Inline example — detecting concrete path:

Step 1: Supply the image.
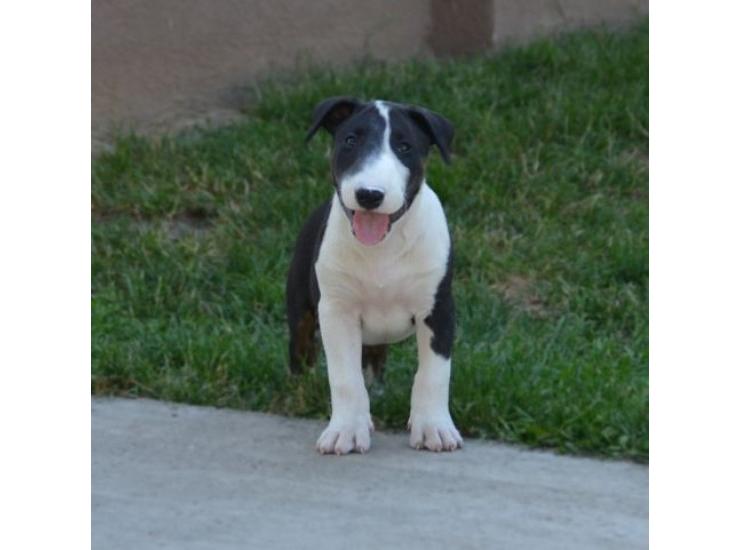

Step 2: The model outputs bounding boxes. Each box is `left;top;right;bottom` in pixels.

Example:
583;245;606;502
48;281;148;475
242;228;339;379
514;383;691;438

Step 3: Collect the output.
92;398;647;550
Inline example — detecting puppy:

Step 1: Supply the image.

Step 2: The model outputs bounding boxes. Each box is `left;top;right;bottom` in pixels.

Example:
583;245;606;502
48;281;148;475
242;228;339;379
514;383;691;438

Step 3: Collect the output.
286;97;462;454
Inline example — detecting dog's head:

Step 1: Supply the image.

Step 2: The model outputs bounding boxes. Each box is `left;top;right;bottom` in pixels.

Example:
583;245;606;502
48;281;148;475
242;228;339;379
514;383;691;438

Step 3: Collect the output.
306;97;453;246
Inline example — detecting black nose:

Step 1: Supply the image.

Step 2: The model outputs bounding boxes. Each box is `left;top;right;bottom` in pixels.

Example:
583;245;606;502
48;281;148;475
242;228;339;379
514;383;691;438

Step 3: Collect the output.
355;188;384;210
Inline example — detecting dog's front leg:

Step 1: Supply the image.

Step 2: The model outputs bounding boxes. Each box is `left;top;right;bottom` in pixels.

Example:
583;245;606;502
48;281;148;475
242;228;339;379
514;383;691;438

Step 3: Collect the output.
316;299;373;455
408;320;463;452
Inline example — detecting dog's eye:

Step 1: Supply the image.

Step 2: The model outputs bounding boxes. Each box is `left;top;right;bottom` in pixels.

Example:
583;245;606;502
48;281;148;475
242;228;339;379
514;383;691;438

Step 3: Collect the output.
396;142;412;154
344;134;357;148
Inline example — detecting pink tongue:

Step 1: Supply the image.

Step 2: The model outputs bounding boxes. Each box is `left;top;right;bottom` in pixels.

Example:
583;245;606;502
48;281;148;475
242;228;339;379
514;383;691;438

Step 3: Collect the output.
352;211;390;246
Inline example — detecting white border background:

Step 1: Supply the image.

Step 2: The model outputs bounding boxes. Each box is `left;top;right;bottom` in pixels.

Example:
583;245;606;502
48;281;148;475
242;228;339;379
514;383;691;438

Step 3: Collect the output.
1;2;90;548
651;0;740;548
2;1;739;548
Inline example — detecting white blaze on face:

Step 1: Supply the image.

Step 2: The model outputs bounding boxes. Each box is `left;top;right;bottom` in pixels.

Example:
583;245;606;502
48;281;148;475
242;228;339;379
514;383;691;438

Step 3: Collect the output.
339;101;409;215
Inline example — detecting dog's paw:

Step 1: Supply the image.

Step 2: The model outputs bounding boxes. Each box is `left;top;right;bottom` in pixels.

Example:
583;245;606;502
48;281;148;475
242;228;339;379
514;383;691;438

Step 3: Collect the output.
408;411;463;452
316;414;374;455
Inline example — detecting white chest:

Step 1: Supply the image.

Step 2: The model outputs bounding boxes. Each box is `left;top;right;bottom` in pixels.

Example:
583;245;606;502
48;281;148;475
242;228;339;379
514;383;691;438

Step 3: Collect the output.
316;184;451;346
352;262;430;345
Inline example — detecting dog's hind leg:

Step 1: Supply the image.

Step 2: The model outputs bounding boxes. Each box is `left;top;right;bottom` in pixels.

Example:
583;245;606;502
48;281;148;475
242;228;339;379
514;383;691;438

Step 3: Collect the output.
362;344;388;384
288;307;318;374
286;200;331;375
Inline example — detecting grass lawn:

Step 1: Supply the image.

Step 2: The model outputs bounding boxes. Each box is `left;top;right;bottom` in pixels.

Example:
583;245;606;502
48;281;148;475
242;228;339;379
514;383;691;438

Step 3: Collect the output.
92;23;648;461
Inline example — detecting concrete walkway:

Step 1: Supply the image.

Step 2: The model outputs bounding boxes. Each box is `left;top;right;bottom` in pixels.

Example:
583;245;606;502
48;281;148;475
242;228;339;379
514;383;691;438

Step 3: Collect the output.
92;398;647;550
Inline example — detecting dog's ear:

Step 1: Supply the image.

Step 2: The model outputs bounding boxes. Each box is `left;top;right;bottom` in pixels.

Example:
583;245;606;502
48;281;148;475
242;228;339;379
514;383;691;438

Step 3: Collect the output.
306;97;363;142
406;106;455;164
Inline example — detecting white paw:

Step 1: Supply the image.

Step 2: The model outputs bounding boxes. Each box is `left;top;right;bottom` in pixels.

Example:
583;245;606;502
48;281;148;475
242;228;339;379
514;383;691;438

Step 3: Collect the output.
408;411;463;452
316;414;374;455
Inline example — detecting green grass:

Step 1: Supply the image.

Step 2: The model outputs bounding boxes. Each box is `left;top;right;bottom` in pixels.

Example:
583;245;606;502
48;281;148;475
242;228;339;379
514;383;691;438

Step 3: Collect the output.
92;23;648;461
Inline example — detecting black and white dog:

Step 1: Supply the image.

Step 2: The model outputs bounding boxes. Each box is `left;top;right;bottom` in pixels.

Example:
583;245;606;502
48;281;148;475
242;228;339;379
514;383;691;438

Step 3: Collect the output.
286;97;462;454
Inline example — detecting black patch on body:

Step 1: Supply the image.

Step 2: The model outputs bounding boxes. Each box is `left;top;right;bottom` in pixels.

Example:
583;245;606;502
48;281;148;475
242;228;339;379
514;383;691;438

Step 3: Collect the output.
286;200;330;373
424;246;455;359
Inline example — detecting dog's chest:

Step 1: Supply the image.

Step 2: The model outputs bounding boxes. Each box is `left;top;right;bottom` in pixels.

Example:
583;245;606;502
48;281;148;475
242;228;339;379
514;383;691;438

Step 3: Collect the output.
346;254;439;345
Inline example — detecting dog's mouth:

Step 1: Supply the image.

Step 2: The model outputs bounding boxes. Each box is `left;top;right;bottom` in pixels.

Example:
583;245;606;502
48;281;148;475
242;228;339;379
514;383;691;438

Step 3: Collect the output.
351;210;390;246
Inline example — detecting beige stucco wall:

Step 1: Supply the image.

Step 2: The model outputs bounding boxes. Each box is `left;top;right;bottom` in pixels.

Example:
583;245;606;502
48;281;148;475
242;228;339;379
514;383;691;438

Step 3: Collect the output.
494;0;648;47
92;0;647;142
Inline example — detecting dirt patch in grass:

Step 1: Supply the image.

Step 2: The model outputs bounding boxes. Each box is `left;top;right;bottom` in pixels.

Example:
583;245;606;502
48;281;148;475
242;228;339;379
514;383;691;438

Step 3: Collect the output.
93;206;216;241
495;275;547;317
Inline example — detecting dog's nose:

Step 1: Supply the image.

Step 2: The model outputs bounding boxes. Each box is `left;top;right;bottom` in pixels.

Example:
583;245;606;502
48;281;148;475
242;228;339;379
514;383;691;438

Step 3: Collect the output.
355;188;384;210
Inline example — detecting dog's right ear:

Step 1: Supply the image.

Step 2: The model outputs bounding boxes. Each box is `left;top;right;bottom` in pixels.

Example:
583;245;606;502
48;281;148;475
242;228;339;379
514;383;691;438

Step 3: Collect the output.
305;97;363;142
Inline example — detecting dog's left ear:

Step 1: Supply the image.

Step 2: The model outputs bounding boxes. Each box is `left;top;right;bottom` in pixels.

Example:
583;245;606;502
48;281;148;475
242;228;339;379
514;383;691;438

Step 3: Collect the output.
306;96;363;142
406;107;455;164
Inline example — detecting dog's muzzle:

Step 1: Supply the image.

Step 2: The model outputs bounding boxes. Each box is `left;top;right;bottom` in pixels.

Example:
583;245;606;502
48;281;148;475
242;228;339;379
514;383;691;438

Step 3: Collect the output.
338;193;408;246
